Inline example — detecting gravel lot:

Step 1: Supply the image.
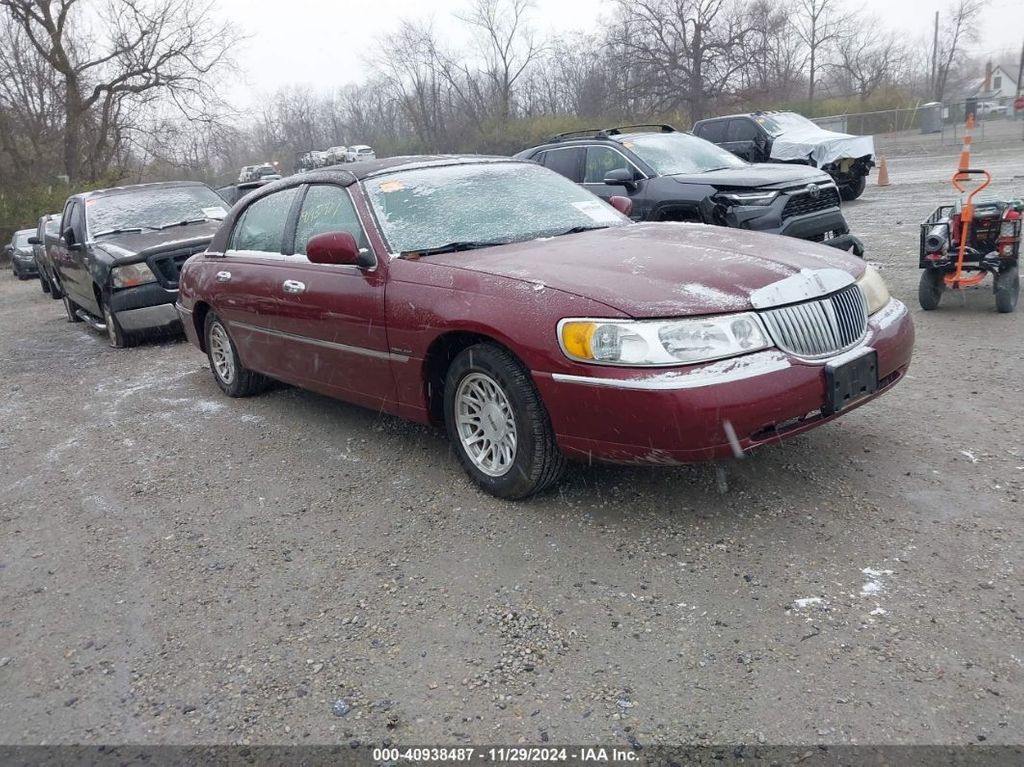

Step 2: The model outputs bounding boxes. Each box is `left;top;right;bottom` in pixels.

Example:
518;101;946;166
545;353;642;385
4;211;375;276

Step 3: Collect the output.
2;133;1023;747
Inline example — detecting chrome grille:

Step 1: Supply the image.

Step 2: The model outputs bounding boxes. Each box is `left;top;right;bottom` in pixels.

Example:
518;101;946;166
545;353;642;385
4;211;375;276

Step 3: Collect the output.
759;284;867;358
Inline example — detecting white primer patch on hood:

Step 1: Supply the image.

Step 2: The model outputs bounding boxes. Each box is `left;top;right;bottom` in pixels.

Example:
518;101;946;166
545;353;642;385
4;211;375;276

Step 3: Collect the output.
749;268;856;309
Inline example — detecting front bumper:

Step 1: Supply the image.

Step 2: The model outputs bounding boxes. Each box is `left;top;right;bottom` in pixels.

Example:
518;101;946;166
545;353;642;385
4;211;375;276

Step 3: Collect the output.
109;282;182;332
534;298;913;465
12;254;38;275
710;197;857;251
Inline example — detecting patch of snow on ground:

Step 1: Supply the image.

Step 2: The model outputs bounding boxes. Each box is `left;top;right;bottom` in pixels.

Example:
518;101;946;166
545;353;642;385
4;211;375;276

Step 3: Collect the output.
794;597;823;609
194;400;226;414
861;567;894;597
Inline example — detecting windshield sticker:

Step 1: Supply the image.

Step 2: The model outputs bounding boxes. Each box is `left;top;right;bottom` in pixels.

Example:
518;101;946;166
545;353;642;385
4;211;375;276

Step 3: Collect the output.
573;200;623;223
378;181;405;193
202;206;228;219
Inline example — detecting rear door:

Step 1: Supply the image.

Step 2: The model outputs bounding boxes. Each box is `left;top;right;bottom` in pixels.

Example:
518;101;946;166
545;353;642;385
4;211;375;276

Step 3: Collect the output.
271;183;395;409
215;186;302;377
535;146;584;183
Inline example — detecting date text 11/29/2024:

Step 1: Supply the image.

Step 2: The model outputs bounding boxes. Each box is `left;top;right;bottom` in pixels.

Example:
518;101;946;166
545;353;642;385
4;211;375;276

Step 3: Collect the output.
372;747;638;762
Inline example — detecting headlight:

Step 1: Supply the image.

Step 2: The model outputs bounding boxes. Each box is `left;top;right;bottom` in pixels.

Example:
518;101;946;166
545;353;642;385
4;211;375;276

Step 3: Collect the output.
856;264;890;315
111;262;157;288
559;314;772;366
715;190;779;206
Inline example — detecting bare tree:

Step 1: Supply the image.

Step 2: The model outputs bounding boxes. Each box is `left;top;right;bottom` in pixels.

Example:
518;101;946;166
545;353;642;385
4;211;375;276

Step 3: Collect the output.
834;22;904;101
932;0;986;101
792;0;849;103
610;0;755;121
456;0;542;121
0;0;239;182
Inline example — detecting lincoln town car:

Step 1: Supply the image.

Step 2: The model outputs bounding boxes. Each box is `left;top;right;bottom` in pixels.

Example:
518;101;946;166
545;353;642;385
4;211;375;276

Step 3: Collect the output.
176;157;914;499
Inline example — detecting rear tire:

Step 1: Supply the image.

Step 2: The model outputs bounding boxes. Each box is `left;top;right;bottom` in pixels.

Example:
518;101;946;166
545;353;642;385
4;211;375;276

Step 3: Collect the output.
839;174;867;201
204;312;269;397
995;266;1019;313
443;343;565;500
919;270;945;310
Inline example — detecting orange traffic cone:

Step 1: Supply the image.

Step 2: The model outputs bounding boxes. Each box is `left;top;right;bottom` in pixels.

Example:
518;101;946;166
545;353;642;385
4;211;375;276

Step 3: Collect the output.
877;156;890;187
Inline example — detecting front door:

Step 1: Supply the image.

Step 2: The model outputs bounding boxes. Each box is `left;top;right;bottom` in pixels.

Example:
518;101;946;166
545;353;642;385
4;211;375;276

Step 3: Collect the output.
271;183;395;411
582;145;647;220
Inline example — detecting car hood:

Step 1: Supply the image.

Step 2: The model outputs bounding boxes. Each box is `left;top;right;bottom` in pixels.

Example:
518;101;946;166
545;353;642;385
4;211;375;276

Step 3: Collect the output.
421;223;866;318
769;128;875;166
90;221;220;263
668;163;833;190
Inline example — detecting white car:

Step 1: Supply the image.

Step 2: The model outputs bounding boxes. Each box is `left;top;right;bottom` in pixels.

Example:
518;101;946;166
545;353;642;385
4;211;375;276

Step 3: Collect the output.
327;146;347;164
344;145;376;162
238;165;256;183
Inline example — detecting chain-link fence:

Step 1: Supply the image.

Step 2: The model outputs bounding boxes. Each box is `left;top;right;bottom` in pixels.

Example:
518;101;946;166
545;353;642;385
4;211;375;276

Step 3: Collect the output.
811;101;1024;147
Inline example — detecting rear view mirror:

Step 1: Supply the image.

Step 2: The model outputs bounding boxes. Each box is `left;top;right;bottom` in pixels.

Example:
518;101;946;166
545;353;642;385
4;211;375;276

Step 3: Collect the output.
307;231;368;267
609;195;633;217
604;168;638;191
28;236;41;245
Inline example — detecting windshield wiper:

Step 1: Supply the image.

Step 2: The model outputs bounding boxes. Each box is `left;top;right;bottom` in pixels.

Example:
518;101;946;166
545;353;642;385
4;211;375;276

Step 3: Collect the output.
92;227;156;238
155;217;216;230
400;241;508;257
551;225;611;237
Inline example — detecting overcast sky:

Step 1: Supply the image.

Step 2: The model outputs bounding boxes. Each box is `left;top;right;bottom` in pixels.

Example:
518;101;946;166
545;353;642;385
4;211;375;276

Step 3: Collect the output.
219;0;1023;107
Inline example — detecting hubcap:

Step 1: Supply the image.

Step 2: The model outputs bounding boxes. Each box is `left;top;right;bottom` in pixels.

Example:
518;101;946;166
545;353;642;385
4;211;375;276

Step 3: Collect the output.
209;322;236;384
454;372;517;477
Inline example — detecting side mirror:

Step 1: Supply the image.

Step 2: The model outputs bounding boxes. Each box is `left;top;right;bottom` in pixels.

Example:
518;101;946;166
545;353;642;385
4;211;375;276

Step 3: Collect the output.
28;236;41;245
307;231;369;267
604;167;638;191
608;195;633;217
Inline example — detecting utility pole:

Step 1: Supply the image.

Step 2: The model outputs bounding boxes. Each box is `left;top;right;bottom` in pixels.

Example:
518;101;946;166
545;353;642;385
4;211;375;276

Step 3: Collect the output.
931;11;939;98
1017;38;1023;99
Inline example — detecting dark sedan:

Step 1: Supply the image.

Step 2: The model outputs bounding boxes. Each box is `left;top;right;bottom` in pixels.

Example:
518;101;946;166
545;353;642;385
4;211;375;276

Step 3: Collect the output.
53;181;227;347
8;229;38;280
176;156;912;499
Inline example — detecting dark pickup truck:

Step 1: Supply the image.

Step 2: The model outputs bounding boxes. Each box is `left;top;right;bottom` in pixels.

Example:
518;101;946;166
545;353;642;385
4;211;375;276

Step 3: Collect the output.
52;181;228;347
516;125;863;255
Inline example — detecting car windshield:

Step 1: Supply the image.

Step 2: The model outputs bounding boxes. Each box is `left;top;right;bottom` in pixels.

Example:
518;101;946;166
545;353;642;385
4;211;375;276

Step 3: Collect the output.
364;162;629;254
755;112;819;136
44;218;60;236
86;185;228;237
622;133;747;175
13;232;32;248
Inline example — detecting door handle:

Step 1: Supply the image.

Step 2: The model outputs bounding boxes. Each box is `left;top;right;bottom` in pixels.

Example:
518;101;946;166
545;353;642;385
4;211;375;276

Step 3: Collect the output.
282;279;306;294
216;271;231;282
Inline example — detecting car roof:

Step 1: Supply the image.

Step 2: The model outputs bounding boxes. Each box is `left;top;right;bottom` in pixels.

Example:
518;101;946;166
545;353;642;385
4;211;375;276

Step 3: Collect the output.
15;228;35;235
71;180;213;201
695;110;793;123
281;154;525;186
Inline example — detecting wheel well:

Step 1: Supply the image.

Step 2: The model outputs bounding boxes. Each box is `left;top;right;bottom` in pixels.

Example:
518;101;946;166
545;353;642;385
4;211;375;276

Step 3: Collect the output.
423;331;502;425
655;206;702;223
192;302;211;351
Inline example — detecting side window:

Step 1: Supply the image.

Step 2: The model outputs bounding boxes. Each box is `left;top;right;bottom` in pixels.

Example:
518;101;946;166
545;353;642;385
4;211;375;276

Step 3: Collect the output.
229;187;299;253
727;119;760;142
294;184;370;256
584;146;631;183
696;120;726;143
539;147;584;182
68;201;86;241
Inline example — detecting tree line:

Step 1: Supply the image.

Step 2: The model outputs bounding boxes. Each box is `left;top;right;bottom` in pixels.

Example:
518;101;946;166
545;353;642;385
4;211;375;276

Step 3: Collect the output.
0;0;991;208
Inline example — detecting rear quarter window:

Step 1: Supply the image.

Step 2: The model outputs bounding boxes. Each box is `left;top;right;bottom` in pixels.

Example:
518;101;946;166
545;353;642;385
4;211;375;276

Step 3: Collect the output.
695;120;727;143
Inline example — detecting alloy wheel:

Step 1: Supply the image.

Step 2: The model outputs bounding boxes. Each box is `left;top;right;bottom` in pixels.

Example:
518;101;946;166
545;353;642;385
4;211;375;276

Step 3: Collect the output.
454;372;518;477
209;322;236;384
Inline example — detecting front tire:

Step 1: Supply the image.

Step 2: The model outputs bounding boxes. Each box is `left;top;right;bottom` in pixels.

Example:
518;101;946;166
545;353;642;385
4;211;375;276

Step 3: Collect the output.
204;312;268;397
919;269;945;310
63;294;83;322
995;266;1019;313
101;298;132;348
839;174;867;201
443;343;565;500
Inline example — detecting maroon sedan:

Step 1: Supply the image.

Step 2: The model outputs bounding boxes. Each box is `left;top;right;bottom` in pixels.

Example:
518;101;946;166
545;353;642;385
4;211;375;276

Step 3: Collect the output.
177;156;913;499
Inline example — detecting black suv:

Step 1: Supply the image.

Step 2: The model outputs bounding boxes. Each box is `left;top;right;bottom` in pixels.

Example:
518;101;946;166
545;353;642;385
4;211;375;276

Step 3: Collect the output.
692;111;874;201
516;125;862;255
52;181;227;347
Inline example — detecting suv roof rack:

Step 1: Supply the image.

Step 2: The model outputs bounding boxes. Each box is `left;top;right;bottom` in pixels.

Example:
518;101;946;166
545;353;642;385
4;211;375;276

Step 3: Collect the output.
548;123;678;143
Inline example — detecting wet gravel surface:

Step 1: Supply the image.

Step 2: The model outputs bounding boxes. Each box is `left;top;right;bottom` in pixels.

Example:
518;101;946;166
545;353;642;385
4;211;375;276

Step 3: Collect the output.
1;138;1023;747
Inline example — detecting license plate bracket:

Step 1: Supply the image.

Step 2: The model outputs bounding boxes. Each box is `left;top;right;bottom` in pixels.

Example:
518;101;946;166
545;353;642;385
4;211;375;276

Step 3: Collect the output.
824;349;878;415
